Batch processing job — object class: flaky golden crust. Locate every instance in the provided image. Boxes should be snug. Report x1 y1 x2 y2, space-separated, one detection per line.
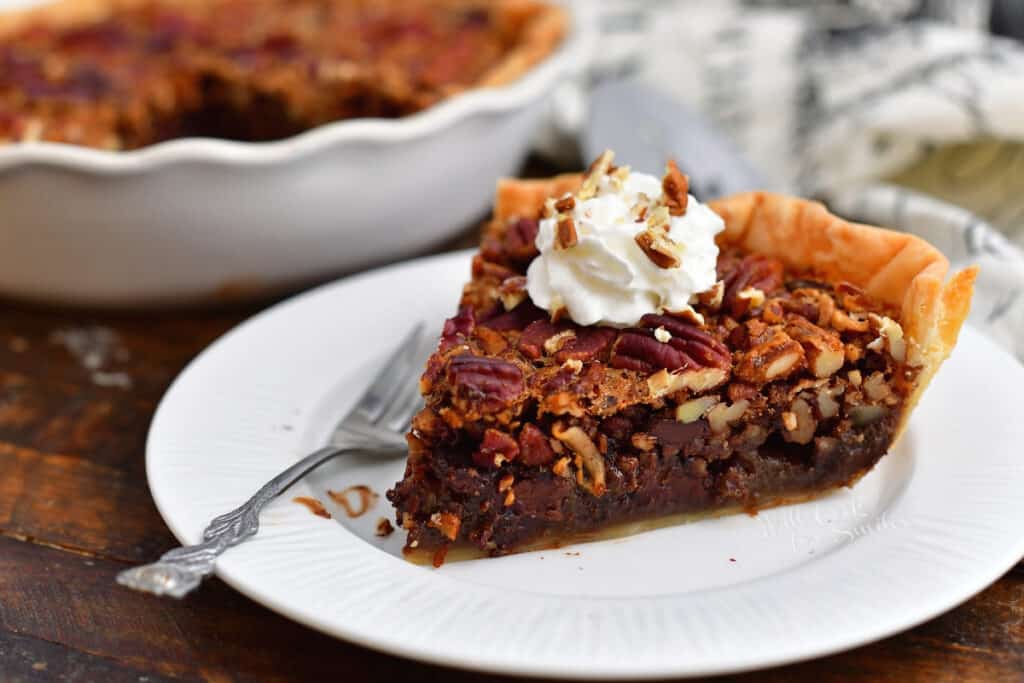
0 0 566 89
494 176 977 440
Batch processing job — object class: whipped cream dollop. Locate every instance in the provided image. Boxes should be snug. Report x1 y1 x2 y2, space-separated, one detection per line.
526 158 724 327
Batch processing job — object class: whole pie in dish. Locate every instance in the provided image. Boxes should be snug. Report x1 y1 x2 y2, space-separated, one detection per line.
388 151 977 567
0 0 565 149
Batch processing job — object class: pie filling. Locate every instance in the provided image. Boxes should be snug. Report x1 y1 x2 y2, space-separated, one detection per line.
0 0 563 148
388 176 920 566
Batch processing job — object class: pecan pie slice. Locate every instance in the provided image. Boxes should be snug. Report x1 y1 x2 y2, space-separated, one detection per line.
388 165 977 567
0 0 565 148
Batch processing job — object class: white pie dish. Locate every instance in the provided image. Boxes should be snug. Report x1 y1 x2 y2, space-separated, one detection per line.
0 0 589 307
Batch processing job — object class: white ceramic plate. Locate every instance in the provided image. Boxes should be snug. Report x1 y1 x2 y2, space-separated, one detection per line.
148 251 1024 679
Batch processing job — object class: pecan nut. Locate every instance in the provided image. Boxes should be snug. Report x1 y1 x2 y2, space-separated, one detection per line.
518 319 572 359
518 423 555 466
439 306 475 352
721 254 784 317
635 227 680 269
555 215 578 249
502 217 540 263
447 354 524 415
472 428 519 469
661 159 689 216
497 275 527 312
554 327 617 363
734 325 805 384
786 316 845 378
552 423 606 496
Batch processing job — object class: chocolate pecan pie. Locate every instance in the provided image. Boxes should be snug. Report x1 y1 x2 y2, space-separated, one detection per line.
0 0 564 148
388 161 977 567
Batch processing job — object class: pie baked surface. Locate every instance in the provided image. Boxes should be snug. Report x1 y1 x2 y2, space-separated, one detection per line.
0 0 565 149
389 169 976 567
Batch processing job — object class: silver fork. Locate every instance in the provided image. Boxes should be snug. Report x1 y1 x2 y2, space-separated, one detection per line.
117 323 433 599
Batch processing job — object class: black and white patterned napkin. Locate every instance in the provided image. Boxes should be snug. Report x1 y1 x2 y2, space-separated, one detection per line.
552 0 1024 360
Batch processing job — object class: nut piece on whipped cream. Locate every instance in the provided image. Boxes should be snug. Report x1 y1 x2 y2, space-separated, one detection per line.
526 149 725 328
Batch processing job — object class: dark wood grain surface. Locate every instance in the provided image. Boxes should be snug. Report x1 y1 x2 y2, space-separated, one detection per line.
1 219 1022 683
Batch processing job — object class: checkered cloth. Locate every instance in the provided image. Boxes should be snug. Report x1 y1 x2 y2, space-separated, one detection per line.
550 0 1024 360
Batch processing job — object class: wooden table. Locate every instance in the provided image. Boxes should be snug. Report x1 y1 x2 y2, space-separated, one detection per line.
1 240 1022 683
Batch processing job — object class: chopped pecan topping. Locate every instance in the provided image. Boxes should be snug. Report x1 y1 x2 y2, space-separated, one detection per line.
427 511 461 541
782 397 816 444
635 226 680 269
555 327 617 363
675 395 718 423
786 317 844 378
835 282 871 312
707 399 749 433
472 428 519 468
554 194 575 213
721 254 784 317
831 309 870 333
647 367 728 398
497 276 527 311
863 371 891 401
552 423 606 496
661 160 689 216
697 281 725 311
543 329 576 355
439 306 475 352
579 149 615 200
502 217 540 262
734 325 805 384
473 326 508 355
867 314 906 363
518 423 555 466
555 215 578 249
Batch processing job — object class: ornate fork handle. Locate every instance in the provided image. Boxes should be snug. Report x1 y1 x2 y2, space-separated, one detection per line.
118 441 393 598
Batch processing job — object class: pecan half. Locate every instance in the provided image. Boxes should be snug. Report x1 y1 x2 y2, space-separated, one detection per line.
611 315 730 377
502 217 540 262
721 254 784 317
447 354 524 415
472 428 519 468
518 423 555 466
